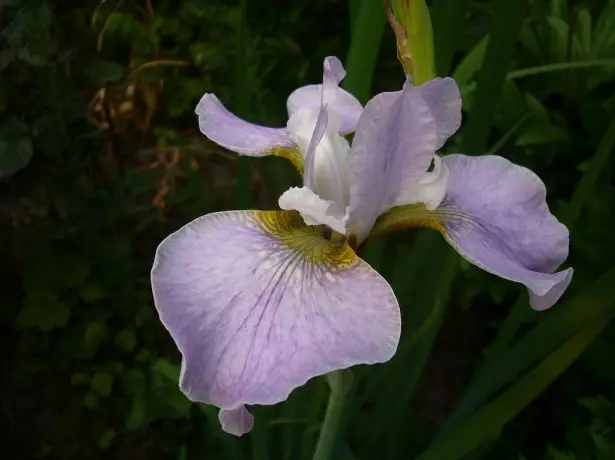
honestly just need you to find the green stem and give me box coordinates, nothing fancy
[311,371,350,460]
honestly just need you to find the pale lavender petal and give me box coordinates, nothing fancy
[347,85,438,242]
[415,78,462,150]
[151,210,400,429]
[303,105,328,190]
[218,406,254,437]
[441,154,572,310]
[287,57,362,134]
[323,55,346,86]
[196,93,295,155]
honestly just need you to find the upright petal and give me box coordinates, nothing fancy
[196,93,302,162]
[414,78,462,149]
[151,210,400,434]
[347,85,437,242]
[440,154,572,310]
[287,57,362,134]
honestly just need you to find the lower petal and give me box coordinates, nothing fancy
[219,406,254,437]
[369,155,573,310]
[151,210,400,433]
[441,154,572,310]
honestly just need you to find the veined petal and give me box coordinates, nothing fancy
[287,57,362,135]
[414,77,462,150]
[441,155,572,310]
[196,94,304,173]
[369,155,572,310]
[151,210,400,434]
[219,406,253,437]
[347,85,438,242]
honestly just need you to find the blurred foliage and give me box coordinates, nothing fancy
[1,0,615,459]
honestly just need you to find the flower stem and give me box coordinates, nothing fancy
[311,371,351,460]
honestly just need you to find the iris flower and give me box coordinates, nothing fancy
[151,56,572,436]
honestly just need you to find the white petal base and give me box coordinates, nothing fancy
[279,186,349,234]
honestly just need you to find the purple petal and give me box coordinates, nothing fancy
[441,154,572,310]
[415,78,462,150]
[218,406,254,437]
[347,85,438,242]
[151,210,400,430]
[196,93,295,155]
[287,57,362,135]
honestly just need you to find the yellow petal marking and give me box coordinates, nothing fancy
[368,203,450,239]
[267,146,304,176]
[253,210,357,269]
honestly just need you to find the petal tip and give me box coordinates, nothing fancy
[195,92,220,116]
[219,406,254,437]
[529,267,574,311]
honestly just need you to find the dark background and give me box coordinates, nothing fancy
[2,0,615,458]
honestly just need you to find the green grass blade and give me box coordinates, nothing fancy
[508,59,615,79]
[432,0,471,75]
[452,35,489,88]
[460,0,527,153]
[436,266,615,439]
[563,118,615,231]
[234,0,251,209]
[342,0,386,104]
[418,312,614,460]
[460,59,615,96]
[361,233,457,459]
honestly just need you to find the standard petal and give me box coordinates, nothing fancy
[218,406,254,437]
[441,154,572,310]
[415,78,462,150]
[347,85,438,242]
[151,210,400,428]
[287,57,362,135]
[196,93,298,155]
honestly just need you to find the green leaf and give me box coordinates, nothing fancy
[125,394,147,431]
[17,290,70,331]
[79,283,107,303]
[418,313,613,460]
[152,358,180,382]
[91,372,114,397]
[84,322,107,353]
[433,0,471,76]
[84,392,100,410]
[516,123,569,146]
[452,35,489,89]
[342,0,386,104]
[564,119,615,231]
[0,119,32,179]
[114,329,137,351]
[460,0,528,153]
[437,266,615,439]
[97,428,116,450]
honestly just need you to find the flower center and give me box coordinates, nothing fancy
[286,108,351,207]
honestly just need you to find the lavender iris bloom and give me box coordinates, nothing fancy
[151,56,572,436]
